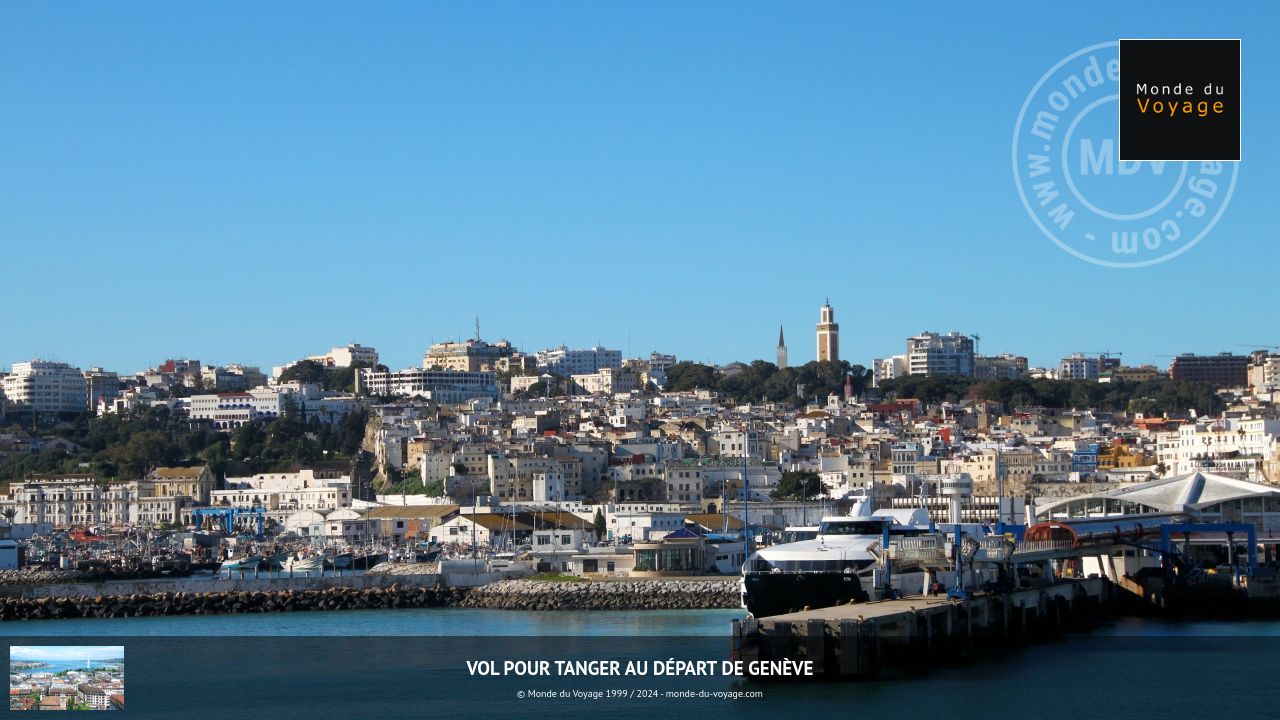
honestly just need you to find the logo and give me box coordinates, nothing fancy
[1012,42,1238,268]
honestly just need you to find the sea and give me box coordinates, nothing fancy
[10,659,122,675]
[2,609,1278,719]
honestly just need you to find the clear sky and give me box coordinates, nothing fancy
[2,2,1275,373]
[10,645,124,663]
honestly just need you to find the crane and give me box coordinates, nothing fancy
[1074,350,1123,358]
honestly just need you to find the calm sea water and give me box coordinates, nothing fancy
[10,659,122,674]
[0,607,744,636]
[3,605,1280,638]
[3,609,1278,720]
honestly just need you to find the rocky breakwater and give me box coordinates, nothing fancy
[459,578,741,611]
[0,584,468,621]
[0,568,86,585]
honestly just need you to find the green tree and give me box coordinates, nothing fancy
[771,471,825,500]
[593,508,607,537]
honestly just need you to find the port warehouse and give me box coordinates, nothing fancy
[733,471,1280,678]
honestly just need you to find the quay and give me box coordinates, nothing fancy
[732,506,1280,679]
[731,577,1112,679]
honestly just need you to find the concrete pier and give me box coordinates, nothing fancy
[731,578,1112,678]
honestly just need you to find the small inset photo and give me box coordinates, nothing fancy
[9,646,124,711]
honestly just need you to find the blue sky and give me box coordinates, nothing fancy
[10,645,124,663]
[1,2,1275,373]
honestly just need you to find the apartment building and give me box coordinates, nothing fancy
[534,346,622,376]
[906,332,975,377]
[3,360,88,413]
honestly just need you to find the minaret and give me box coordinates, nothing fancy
[776,326,788,370]
[816,299,840,363]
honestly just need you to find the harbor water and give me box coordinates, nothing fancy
[4,608,1279,719]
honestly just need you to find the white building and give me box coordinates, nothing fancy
[221,470,353,512]
[3,360,88,413]
[354,368,499,402]
[532,471,566,503]
[186,388,289,429]
[571,368,638,395]
[873,355,909,385]
[187,385,354,429]
[906,332,974,377]
[1249,353,1280,392]
[1058,353,1101,381]
[0,474,195,527]
[1164,417,1280,479]
[609,508,685,542]
[534,346,622,376]
[324,343,379,368]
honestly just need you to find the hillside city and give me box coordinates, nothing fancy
[8,659,123,711]
[2,301,1279,576]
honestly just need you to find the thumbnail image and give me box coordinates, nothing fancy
[9,646,124,711]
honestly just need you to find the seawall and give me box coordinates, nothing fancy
[460,578,741,611]
[0,576,742,620]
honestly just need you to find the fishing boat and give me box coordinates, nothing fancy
[325,551,352,570]
[279,552,325,573]
[349,550,387,570]
[219,555,262,574]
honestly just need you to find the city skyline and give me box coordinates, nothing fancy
[4,3,1277,372]
[3,307,1274,377]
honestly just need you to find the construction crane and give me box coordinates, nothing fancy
[1073,350,1123,360]
[970,333,981,356]
[1237,344,1280,351]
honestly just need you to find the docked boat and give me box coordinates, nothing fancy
[740,502,934,618]
[220,555,262,574]
[325,552,352,570]
[349,551,387,570]
[280,553,325,573]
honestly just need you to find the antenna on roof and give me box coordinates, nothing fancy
[475,317,481,342]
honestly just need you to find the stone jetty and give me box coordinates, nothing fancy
[0,576,741,620]
[0,584,467,620]
[459,578,741,611]
[0,568,86,585]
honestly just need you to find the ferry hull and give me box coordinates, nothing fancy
[741,572,869,618]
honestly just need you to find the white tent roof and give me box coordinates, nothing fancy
[1037,471,1280,516]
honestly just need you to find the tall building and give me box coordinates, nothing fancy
[816,301,839,363]
[1168,353,1249,388]
[423,339,514,372]
[1058,353,1100,381]
[776,326,788,370]
[906,332,974,377]
[974,353,1029,380]
[83,367,120,410]
[3,360,89,413]
[534,346,622,376]
[1248,352,1280,392]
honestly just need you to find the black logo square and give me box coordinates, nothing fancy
[1119,39,1240,161]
